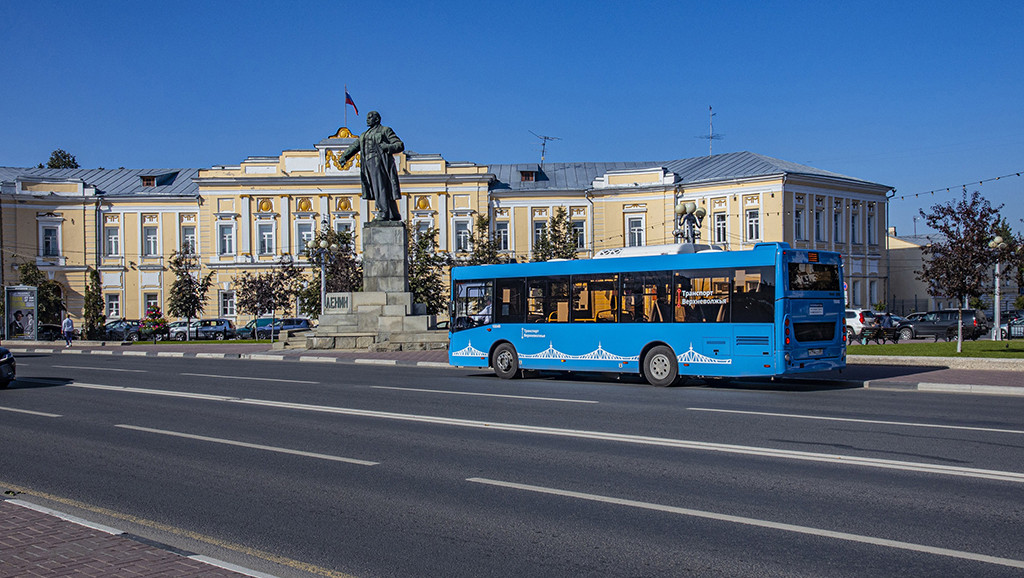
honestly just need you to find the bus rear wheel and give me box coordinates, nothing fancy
[643,345,679,387]
[492,343,520,380]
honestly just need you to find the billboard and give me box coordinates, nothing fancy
[4,285,38,340]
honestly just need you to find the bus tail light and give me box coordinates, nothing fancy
[784,317,791,345]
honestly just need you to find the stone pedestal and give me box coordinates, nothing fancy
[308,220,446,351]
[362,221,409,293]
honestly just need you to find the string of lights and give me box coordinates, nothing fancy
[891,170,1024,201]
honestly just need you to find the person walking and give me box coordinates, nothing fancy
[62,315,74,348]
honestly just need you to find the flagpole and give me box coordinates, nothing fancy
[344,84,348,128]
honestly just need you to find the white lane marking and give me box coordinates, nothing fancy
[371,385,597,404]
[0,405,62,418]
[65,383,1024,484]
[180,372,318,384]
[688,407,1024,435]
[115,424,377,466]
[467,478,1024,570]
[54,365,148,373]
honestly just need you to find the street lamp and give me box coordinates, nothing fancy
[307,221,341,316]
[989,235,1008,340]
[673,201,707,244]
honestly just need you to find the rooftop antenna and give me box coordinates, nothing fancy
[529,131,561,164]
[696,106,724,156]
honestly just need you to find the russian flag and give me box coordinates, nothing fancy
[345,91,359,116]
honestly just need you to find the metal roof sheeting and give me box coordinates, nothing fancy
[0,167,200,196]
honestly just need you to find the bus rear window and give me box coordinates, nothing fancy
[788,263,840,292]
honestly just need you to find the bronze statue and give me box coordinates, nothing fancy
[338,111,405,221]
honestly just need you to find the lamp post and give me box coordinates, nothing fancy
[306,220,340,317]
[673,201,707,244]
[989,235,1008,340]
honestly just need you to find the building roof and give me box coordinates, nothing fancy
[0,167,200,197]
[488,151,888,192]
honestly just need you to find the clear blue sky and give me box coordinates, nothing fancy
[3,0,1021,238]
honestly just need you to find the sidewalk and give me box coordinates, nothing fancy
[0,499,265,577]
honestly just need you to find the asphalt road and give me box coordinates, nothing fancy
[2,353,1023,577]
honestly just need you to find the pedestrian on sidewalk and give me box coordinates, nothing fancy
[62,315,74,348]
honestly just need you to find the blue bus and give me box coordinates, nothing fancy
[448,242,846,386]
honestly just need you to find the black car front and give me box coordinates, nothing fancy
[0,347,16,388]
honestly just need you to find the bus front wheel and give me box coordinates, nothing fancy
[492,343,520,380]
[643,345,679,387]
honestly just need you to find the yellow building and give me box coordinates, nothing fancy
[0,130,891,326]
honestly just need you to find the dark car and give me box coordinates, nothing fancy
[104,319,141,342]
[236,318,276,340]
[36,323,81,341]
[0,346,15,388]
[897,309,990,341]
[196,318,236,340]
[256,318,312,339]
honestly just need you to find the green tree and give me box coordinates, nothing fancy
[917,190,1001,351]
[408,227,450,315]
[83,268,105,339]
[17,262,65,324]
[531,206,578,262]
[297,228,362,319]
[165,250,214,338]
[45,149,80,169]
[466,215,503,266]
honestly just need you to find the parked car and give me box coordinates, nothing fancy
[236,318,276,340]
[0,346,16,388]
[896,309,990,341]
[195,318,236,340]
[844,309,878,339]
[169,320,198,341]
[1000,317,1024,340]
[104,319,141,342]
[36,323,81,341]
[256,318,312,339]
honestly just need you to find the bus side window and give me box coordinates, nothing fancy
[495,278,525,323]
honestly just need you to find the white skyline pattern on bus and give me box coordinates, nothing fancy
[452,341,732,365]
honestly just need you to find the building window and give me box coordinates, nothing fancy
[144,293,159,314]
[106,294,121,319]
[218,224,235,255]
[495,221,510,251]
[814,210,825,242]
[794,209,805,241]
[105,226,120,256]
[334,220,353,235]
[572,220,586,250]
[867,214,877,245]
[414,220,432,239]
[41,226,60,257]
[454,220,471,252]
[296,222,314,250]
[833,211,843,243]
[869,280,878,306]
[220,291,236,317]
[181,225,196,253]
[141,176,156,187]
[850,213,860,244]
[745,209,760,241]
[521,171,535,182]
[714,213,727,244]
[851,280,862,307]
[257,222,275,255]
[627,216,645,247]
[533,221,547,247]
[142,226,159,257]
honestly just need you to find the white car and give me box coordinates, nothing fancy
[844,309,878,339]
